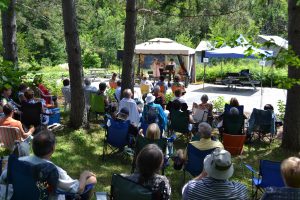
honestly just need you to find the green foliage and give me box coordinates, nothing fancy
[106,88,116,102]
[211,96,227,113]
[0,0,9,10]
[277,100,286,122]
[175,31,195,48]
[82,49,102,68]
[165,91,174,104]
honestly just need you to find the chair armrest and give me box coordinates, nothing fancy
[95,192,109,200]
[244,163,257,174]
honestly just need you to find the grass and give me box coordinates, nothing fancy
[1,108,297,200]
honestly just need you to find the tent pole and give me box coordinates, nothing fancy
[203,62,206,90]
[260,62,263,109]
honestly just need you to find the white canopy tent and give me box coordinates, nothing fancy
[135,38,196,82]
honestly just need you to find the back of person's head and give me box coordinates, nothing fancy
[2,85,11,94]
[84,78,92,86]
[32,130,56,158]
[153,86,160,94]
[159,75,165,82]
[198,122,212,139]
[3,103,14,116]
[174,89,182,97]
[18,83,27,92]
[174,75,180,82]
[117,80,121,87]
[99,82,107,92]
[63,78,70,86]
[201,94,209,103]
[281,157,300,188]
[123,89,132,98]
[146,123,161,140]
[229,97,239,107]
[24,89,34,100]
[229,107,240,116]
[264,104,274,111]
[136,144,163,183]
[112,73,117,78]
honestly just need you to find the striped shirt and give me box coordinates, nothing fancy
[261,187,300,200]
[182,177,248,200]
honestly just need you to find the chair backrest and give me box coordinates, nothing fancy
[222,133,246,156]
[143,105,160,125]
[192,108,208,123]
[259,160,285,188]
[0,126,21,150]
[7,155,59,200]
[111,174,152,200]
[223,113,244,135]
[224,104,244,115]
[185,144,215,177]
[251,108,273,132]
[169,109,189,133]
[20,102,43,127]
[61,87,71,103]
[90,93,105,113]
[140,84,151,95]
[107,118,130,148]
[135,135,167,156]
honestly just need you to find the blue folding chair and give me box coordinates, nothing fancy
[245,160,285,200]
[183,144,215,182]
[102,117,130,160]
[6,154,59,200]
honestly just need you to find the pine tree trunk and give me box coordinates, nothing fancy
[61,0,85,129]
[121,0,137,98]
[281,0,300,151]
[1,0,18,66]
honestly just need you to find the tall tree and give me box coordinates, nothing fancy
[62,0,85,129]
[1,0,18,66]
[121,0,137,96]
[281,0,300,151]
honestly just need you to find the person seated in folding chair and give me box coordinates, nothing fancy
[17,83,28,103]
[166,89,187,112]
[119,89,141,127]
[261,157,300,200]
[33,76,58,107]
[0,130,97,200]
[152,86,166,110]
[175,122,223,165]
[141,93,167,136]
[123,144,171,200]
[0,103,35,142]
[182,149,248,200]
[220,107,245,136]
[140,74,153,95]
[192,94,213,124]
[156,75,168,94]
[1,85,21,119]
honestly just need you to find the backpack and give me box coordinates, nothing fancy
[144,105,159,124]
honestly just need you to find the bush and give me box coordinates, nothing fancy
[82,49,102,68]
[196,60,288,87]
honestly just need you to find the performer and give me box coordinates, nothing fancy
[151,58,161,78]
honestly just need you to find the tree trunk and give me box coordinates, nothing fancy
[281,0,300,151]
[62,0,85,129]
[121,0,137,98]
[1,0,18,66]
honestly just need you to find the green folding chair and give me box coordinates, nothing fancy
[168,109,191,142]
[89,93,105,121]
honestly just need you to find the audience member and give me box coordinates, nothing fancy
[172,75,185,94]
[119,89,140,126]
[144,123,161,140]
[1,85,20,111]
[1,130,97,199]
[261,157,300,200]
[142,93,167,133]
[114,80,122,102]
[17,83,28,103]
[109,73,118,89]
[140,74,153,94]
[192,94,213,124]
[97,82,109,107]
[83,78,97,107]
[229,97,240,107]
[153,86,166,109]
[166,89,187,111]
[182,148,248,200]
[34,76,57,106]
[0,103,34,140]
[125,144,171,200]
[61,78,71,98]
[156,75,168,94]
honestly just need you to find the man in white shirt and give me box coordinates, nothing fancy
[119,89,140,126]
[83,78,97,107]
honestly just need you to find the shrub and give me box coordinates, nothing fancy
[211,96,227,113]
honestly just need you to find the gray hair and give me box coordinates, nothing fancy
[201,94,209,103]
[198,122,212,138]
[229,107,239,116]
[84,78,91,86]
[153,85,160,93]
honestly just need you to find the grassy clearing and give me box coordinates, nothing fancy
[0,109,297,200]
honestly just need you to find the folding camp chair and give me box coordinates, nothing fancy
[89,93,105,121]
[140,84,151,95]
[222,113,245,135]
[20,102,43,127]
[168,109,191,142]
[6,154,59,200]
[192,107,209,123]
[110,174,163,200]
[183,144,215,183]
[245,160,285,200]
[102,117,130,160]
[0,126,22,151]
[222,133,246,156]
[247,108,276,143]
[224,104,244,115]
[131,135,168,174]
